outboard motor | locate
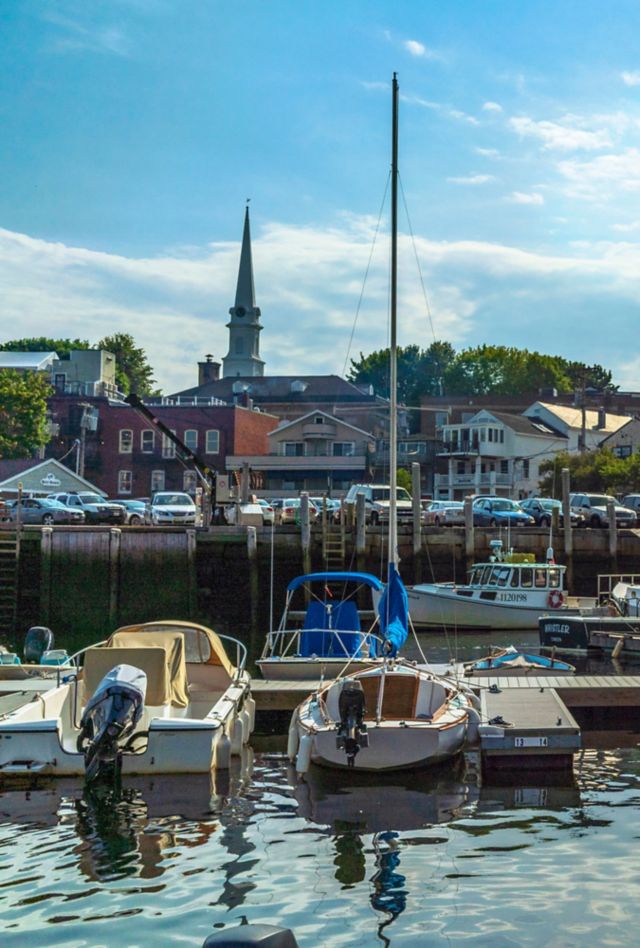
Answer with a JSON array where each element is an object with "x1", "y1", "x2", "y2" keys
[
  {"x1": 23, "y1": 626, "x2": 54, "y2": 664},
  {"x1": 77, "y1": 664, "x2": 147, "y2": 783},
  {"x1": 336, "y1": 678, "x2": 368, "y2": 767}
]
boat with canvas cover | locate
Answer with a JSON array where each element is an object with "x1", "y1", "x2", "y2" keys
[
  {"x1": 0, "y1": 620, "x2": 254, "y2": 780},
  {"x1": 257, "y1": 571, "x2": 386, "y2": 681},
  {"x1": 287, "y1": 75, "x2": 478, "y2": 775},
  {"x1": 407, "y1": 541, "x2": 595, "y2": 630},
  {"x1": 462, "y1": 645, "x2": 575, "y2": 677}
]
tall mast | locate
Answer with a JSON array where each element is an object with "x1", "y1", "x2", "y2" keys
[{"x1": 389, "y1": 72, "x2": 399, "y2": 567}]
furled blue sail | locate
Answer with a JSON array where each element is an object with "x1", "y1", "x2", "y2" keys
[{"x1": 377, "y1": 562, "x2": 408, "y2": 656}]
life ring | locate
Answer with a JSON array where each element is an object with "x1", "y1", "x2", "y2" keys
[{"x1": 547, "y1": 589, "x2": 565, "y2": 609}]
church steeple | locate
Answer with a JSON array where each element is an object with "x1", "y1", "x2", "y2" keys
[{"x1": 222, "y1": 204, "x2": 265, "y2": 378}]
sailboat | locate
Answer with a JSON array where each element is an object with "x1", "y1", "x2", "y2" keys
[{"x1": 287, "y1": 75, "x2": 477, "y2": 773}]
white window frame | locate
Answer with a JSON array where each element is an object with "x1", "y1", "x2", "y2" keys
[
  {"x1": 118, "y1": 471, "x2": 132, "y2": 495},
  {"x1": 332, "y1": 441, "x2": 355, "y2": 457},
  {"x1": 183, "y1": 470, "x2": 197, "y2": 493},
  {"x1": 141, "y1": 429, "x2": 155, "y2": 453},
  {"x1": 162, "y1": 431, "x2": 176, "y2": 459},
  {"x1": 151, "y1": 470, "x2": 165, "y2": 492},
  {"x1": 205, "y1": 429, "x2": 220, "y2": 454},
  {"x1": 119, "y1": 429, "x2": 133, "y2": 454},
  {"x1": 184, "y1": 429, "x2": 198, "y2": 452}
]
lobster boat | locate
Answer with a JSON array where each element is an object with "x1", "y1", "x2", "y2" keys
[
  {"x1": 0, "y1": 621, "x2": 254, "y2": 781},
  {"x1": 407, "y1": 542, "x2": 594, "y2": 630}
]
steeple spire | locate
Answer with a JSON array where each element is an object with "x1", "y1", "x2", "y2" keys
[{"x1": 222, "y1": 204, "x2": 265, "y2": 378}]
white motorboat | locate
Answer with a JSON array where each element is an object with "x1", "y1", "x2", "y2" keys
[
  {"x1": 407, "y1": 542, "x2": 595, "y2": 630},
  {"x1": 257, "y1": 571, "x2": 386, "y2": 681},
  {"x1": 0, "y1": 620, "x2": 255, "y2": 780}
]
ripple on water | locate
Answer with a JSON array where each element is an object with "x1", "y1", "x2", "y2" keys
[{"x1": 0, "y1": 749, "x2": 639, "y2": 944}]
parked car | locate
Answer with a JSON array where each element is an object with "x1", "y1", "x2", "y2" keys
[
  {"x1": 48, "y1": 491, "x2": 126, "y2": 525},
  {"x1": 422, "y1": 500, "x2": 465, "y2": 526},
  {"x1": 472, "y1": 496, "x2": 535, "y2": 527},
  {"x1": 117, "y1": 499, "x2": 147, "y2": 525},
  {"x1": 309, "y1": 497, "x2": 342, "y2": 522},
  {"x1": 343, "y1": 484, "x2": 413, "y2": 525},
  {"x1": 275, "y1": 498, "x2": 319, "y2": 525},
  {"x1": 8, "y1": 497, "x2": 85, "y2": 525},
  {"x1": 255, "y1": 499, "x2": 275, "y2": 525},
  {"x1": 569, "y1": 493, "x2": 637, "y2": 528},
  {"x1": 519, "y1": 497, "x2": 583, "y2": 528},
  {"x1": 622, "y1": 494, "x2": 640, "y2": 516},
  {"x1": 145, "y1": 492, "x2": 198, "y2": 526}
]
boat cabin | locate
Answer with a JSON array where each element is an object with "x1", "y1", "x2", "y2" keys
[{"x1": 467, "y1": 560, "x2": 564, "y2": 592}]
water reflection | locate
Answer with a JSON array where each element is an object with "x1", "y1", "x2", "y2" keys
[{"x1": 0, "y1": 748, "x2": 254, "y2": 885}]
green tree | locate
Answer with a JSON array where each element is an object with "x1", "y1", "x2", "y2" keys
[
  {"x1": 97, "y1": 333, "x2": 157, "y2": 395},
  {"x1": 443, "y1": 345, "x2": 573, "y2": 396},
  {"x1": 348, "y1": 341, "x2": 455, "y2": 404},
  {"x1": 538, "y1": 449, "x2": 631, "y2": 497},
  {"x1": 396, "y1": 467, "x2": 413, "y2": 494},
  {"x1": 0, "y1": 370, "x2": 52, "y2": 458},
  {"x1": 563, "y1": 361, "x2": 618, "y2": 394},
  {"x1": 0, "y1": 338, "x2": 90, "y2": 357}
]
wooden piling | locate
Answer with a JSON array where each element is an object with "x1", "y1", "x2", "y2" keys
[
  {"x1": 187, "y1": 528, "x2": 197, "y2": 616},
  {"x1": 40, "y1": 526, "x2": 53, "y2": 626},
  {"x1": 247, "y1": 526, "x2": 260, "y2": 648},
  {"x1": 607, "y1": 497, "x2": 618, "y2": 564},
  {"x1": 300, "y1": 492, "x2": 311, "y2": 576},
  {"x1": 411, "y1": 463, "x2": 422, "y2": 580},
  {"x1": 108, "y1": 528, "x2": 121, "y2": 626},
  {"x1": 562, "y1": 468, "x2": 573, "y2": 590},
  {"x1": 464, "y1": 495, "x2": 474, "y2": 567}
]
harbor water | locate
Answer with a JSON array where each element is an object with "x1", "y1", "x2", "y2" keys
[{"x1": 0, "y1": 740, "x2": 639, "y2": 946}]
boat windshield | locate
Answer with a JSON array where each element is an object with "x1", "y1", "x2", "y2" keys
[
  {"x1": 549, "y1": 568, "x2": 561, "y2": 588},
  {"x1": 521, "y1": 568, "x2": 533, "y2": 588}
]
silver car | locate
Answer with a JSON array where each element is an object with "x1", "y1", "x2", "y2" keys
[{"x1": 9, "y1": 497, "x2": 85, "y2": 525}]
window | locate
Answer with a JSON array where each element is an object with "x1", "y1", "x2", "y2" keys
[
  {"x1": 205, "y1": 429, "x2": 220, "y2": 454},
  {"x1": 162, "y1": 431, "x2": 176, "y2": 459},
  {"x1": 184, "y1": 429, "x2": 198, "y2": 451},
  {"x1": 151, "y1": 470, "x2": 165, "y2": 492},
  {"x1": 500, "y1": 460, "x2": 509, "y2": 475},
  {"x1": 510, "y1": 568, "x2": 520, "y2": 588},
  {"x1": 499, "y1": 429, "x2": 504, "y2": 443},
  {"x1": 615, "y1": 445, "x2": 632, "y2": 458},
  {"x1": 521, "y1": 568, "x2": 533, "y2": 588},
  {"x1": 119, "y1": 429, "x2": 133, "y2": 453},
  {"x1": 284, "y1": 442, "x2": 305, "y2": 457},
  {"x1": 141, "y1": 430, "x2": 154, "y2": 453},
  {"x1": 488, "y1": 429, "x2": 493, "y2": 442},
  {"x1": 535, "y1": 569, "x2": 547, "y2": 589},
  {"x1": 183, "y1": 471, "x2": 197, "y2": 493},
  {"x1": 315, "y1": 415, "x2": 324, "y2": 424},
  {"x1": 549, "y1": 568, "x2": 561, "y2": 589},
  {"x1": 523, "y1": 459, "x2": 530, "y2": 478},
  {"x1": 118, "y1": 471, "x2": 132, "y2": 494},
  {"x1": 480, "y1": 428, "x2": 486, "y2": 442},
  {"x1": 332, "y1": 442, "x2": 355, "y2": 457}
]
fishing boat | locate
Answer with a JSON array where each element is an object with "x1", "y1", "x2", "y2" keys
[
  {"x1": 257, "y1": 571, "x2": 386, "y2": 681},
  {"x1": 539, "y1": 576, "x2": 640, "y2": 653},
  {"x1": 0, "y1": 620, "x2": 254, "y2": 780},
  {"x1": 462, "y1": 645, "x2": 575, "y2": 677},
  {"x1": 287, "y1": 74, "x2": 477, "y2": 775},
  {"x1": 407, "y1": 540, "x2": 595, "y2": 630}
]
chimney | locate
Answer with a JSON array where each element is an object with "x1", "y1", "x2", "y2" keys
[{"x1": 198, "y1": 354, "x2": 220, "y2": 386}]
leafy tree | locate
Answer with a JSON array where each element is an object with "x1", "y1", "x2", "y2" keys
[
  {"x1": 0, "y1": 338, "x2": 89, "y2": 357},
  {"x1": 443, "y1": 345, "x2": 574, "y2": 396},
  {"x1": 538, "y1": 449, "x2": 632, "y2": 497},
  {"x1": 0, "y1": 370, "x2": 52, "y2": 458},
  {"x1": 348, "y1": 341, "x2": 455, "y2": 405},
  {"x1": 396, "y1": 467, "x2": 413, "y2": 494},
  {"x1": 564, "y1": 361, "x2": 618, "y2": 394},
  {"x1": 96, "y1": 333, "x2": 157, "y2": 395}
]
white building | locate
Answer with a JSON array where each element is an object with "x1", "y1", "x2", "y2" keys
[{"x1": 523, "y1": 401, "x2": 630, "y2": 452}]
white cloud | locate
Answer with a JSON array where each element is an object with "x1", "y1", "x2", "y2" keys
[
  {"x1": 2, "y1": 220, "x2": 640, "y2": 392},
  {"x1": 42, "y1": 11, "x2": 131, "y2": 57},
  {"x1": 475, "y1": 147, "x2": 500, "y2": 157},
  {"x1": 557, "y1": 148, "x2": 640, "y2": 197},
  {"x1": 482, "y1": 101, "x2": 503, "y2": 113},
  {"x1": 406, "y1": 95, "x2": 478, "y2": 125},
  {"x1": 509, "y1": 116, "x2": 612, "y2": 151},
  {"x1": 621, "y1": 71, "x2": 640, "y2": 87},
  {"x1": 611, "y1": 220, "x2": 640, "y2": 232},
  {"x1": 508, "y1": 191, "x2": 545, "y2": 205},
  {"x1": 404, "y1": 39, "x2": 426, "y2": 57},
  {"x1": 447, "y1": 174, "x2": 495, "y2": 185}
]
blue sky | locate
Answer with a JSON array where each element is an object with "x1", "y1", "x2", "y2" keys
[{"x1": 2, "y1": 0, "x2": 640, "y2": 393}]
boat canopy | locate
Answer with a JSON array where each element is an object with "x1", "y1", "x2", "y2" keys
[
  {"x1": 110, "y1": 621, "x2": 236, "y2": 676},
  {"x1": 286, "y1": 572, "x2": 384, "y2": 592}
]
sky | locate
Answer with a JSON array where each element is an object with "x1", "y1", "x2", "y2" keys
[{"x1": 2, "y1": 0, "x2": 640, "y2": 394}]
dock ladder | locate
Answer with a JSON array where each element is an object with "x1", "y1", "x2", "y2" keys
[
  {"x1": 0, "y1": 529, "x2": 19, "y2": 636},
  {"x1": 322, "y1": 518, "x2": 346, "y2": 571}
]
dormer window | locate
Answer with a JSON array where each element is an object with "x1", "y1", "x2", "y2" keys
[
  {"x1": 290, "y1": 380, "x2": 307, "y2": 393},
  {"x1": 315, "y1": 415, "x2": 324, "y2": 424}
]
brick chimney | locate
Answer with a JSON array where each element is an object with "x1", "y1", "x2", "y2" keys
[{"x1": 198, "y1": 354, "x2": 220, "y2": 386}]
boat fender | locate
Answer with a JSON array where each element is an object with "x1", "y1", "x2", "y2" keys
[
  {"x1": 296, "y1": 733, "x2": 313, "y2": 775},
  {"x1": 240, "y1": 707, "x2": 251, "y2": 744},
  {"x1": 457, "y1": 684, "x2": 481, "y2": 711},
  {"x1": 246, "y1": 696, "x2": 256, "y2": 733},
  {"x1": 287, "y1": 709, "x2": 300, "y2": 762},
  {"x1": 215, "y1": 733, "x2": 231, "y2": 770},
  {"x1": 203, "y1": 922, "x2": 299, "y2": 947},
  {"x1": 231, "y1": 717, "x2": 244, "y2": 755},
  {"x1": 547, "y1": 589, "x2": 565, "y2": 609},
  {"x1": 465, "y1": 706, "x2": 481, "y2": 746}
]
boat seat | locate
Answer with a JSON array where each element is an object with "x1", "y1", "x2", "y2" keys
[{"x1": 414, "y1": 679, "x2": 448, "y2": 718}]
